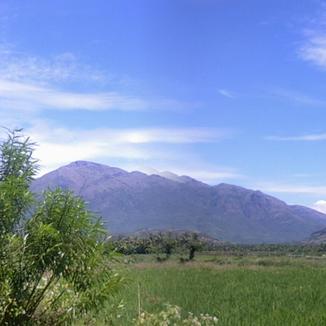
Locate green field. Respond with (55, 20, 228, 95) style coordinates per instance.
(102, 254, 326, 325)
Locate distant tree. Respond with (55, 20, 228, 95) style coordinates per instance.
(180, 232, 203, 261)
(0, 129, 122, 325)
(149, 232, 177, 261)
(160, 232, 176, 258)
(111, 235, 152, 255)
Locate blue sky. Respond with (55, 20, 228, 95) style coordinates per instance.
(1, 0, 326, 211)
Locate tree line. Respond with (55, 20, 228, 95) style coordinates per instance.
(109, 231, 206, 261)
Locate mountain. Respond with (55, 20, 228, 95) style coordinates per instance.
(31, 161, 326, 244)
(306, 228, 326, 244)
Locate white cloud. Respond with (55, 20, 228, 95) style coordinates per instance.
(34, 140, 151, 175)
(0, 46, 105, 84)
(0, 45, 192, 112)
(312, 200, 326, 213)
(267, 132, 326, 141)
(256, 182, 326, 196)
(0, 45, 237, 182)
(298, 6, 326, 70)
(0, 79, 185, 112)
(28, 123, 229, 145)
(171, 169, 242, 183)
(109, 128, 230, 144)
(22, 122, 231, 175)
(218, 89, 234, 98)
(270, 88, 326, 107)
(300, 33, 326, 68)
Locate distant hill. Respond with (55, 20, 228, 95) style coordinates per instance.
(31, 161, 326, 244)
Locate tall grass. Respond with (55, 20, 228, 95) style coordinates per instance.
(106, 257, 326, 325)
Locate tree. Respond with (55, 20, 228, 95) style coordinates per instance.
(180, 232, 202, 261)
(0, 129, 122, 325)
(149, 232, 176, 261)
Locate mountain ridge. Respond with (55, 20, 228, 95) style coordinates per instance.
(31, 161, 326, 244)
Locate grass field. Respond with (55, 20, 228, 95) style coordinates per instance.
(101, 254, 326, 325)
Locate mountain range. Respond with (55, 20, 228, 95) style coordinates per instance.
(31, 161, 326, 244)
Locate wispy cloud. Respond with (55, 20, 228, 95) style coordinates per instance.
(0, 79, 166, 112)
(299, 32, 326, 68)
(270, 88, 326, 107)
(0, 45, 192, 112)
(267, 132, 326, 141)
(28, 123, 230, 145)
(312, 200, 326, 213)
(20, 121, 232, 175)
(171, 169, 243, 183)
(255, 182, 326, 196)
(0, 46, 99, 82)
(0, 47, 105, 84)
(298, 6, 326, 69)
(218, 89, 235, 98)
(0, 44, 238, 182)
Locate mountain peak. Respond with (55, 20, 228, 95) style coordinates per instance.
(67, 160, 112, 169)
(63, 161, 127, 174)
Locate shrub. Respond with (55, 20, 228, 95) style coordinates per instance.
(0, 129, 122, 325)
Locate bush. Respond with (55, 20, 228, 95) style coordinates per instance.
(0, 129, 122, 325)
(134, 304, 218, 325)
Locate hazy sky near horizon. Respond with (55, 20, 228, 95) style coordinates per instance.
(1, 0, 326, 210)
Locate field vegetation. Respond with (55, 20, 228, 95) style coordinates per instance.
(103, 247, 326, 325)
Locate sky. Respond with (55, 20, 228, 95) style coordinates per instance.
(1, 0, 326, 211)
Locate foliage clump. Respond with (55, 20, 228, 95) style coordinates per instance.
(135, 304, 218, 325)
(112, 231, 204, 261)
(0, 130, 121, 325)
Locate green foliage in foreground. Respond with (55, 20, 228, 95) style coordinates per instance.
(105, 255, 326, 325)
(0, 130, 121, 325)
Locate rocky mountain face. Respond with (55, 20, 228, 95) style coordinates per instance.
(306, 228, 326, 244)
(31, 161, 326, 244)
